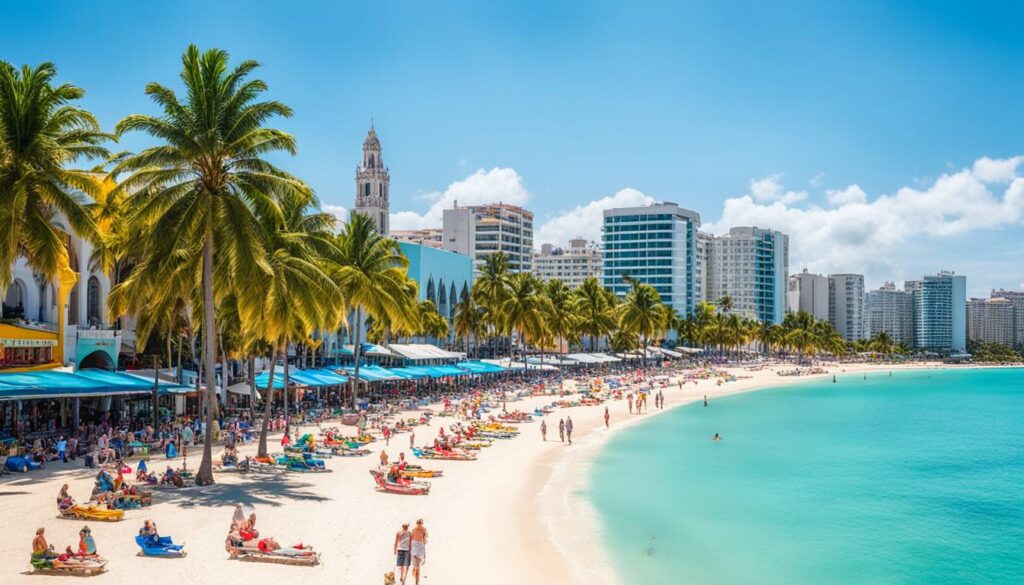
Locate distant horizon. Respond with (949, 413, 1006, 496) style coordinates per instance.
(4, 0, 1022, 296)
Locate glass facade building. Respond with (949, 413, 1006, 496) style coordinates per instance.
(914, 272, 967, 353)
(601, 203, 701, 318)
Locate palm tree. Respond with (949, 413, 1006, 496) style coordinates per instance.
(618, 277, 664, 361)
(246, 191, 342, 457)
(472, 252, 512, 356)
(335, 212, 416, 409)
(111, 45, 307, 485)
(501, 273, 550, 366)
(543, 279, 577, 354)
(573, 277, 616, 351)
(756, 321, 778, 355)
(0, 61, 109, 295)
(716, 295, 734, 314)
(453, 295, 485, 357)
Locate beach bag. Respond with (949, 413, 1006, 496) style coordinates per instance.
(384, 572, 396, 585)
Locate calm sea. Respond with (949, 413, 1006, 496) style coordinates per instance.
(589, 368, 1024, 584)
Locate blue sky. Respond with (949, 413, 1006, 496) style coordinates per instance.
(3, 0, 1023, 295)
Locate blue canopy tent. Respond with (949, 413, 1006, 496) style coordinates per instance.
(340, 365, 404, 382)
(426, 364, 467, 377)
(0, 369, 188, 400)
(456, 360, 507, 374)
(253, 371, 288, 390)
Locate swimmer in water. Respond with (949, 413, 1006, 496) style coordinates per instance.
(832, 375, 836, 383)
(713, 433, 721, 441)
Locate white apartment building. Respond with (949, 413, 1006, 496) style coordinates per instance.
(442, 202, 534, 273)
(865, 282, 914, 346)
(706, 227, 789, 324)
(391, 228, 443, 249)
(914, 271, 967, 353)
(990, 289, 1024, 347)
(532, 237, 602, 287)
(829, 273, 866, 342)
(787, 269, 829, 320)
(967, 297, 1016, 346)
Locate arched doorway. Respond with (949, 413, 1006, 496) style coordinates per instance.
(2, 279, 26, 319)
(79, 350, 116, 371)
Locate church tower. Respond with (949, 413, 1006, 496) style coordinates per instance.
(353, 126, 390, 235)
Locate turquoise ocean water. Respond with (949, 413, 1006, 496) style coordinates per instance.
(589, 368, 1024, 584)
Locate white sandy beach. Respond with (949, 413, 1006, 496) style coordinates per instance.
(1, 362, 970, 585)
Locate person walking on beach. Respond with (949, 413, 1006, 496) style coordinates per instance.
(565, 416, 574, 445)
(540, 420, 547, 441)
(394, 522, 412, 585)
(558, 419, 565, 442)
(411, 519, 428, 585)
(604, 406, 610, 429)
(628, 393, 634, 414)
(703, 395, 708, 407)
(409, 430, 415, 450)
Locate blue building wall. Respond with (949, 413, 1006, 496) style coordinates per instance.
(398, 242, 474, 323)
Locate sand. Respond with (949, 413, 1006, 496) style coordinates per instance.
(1, 361, 967, 584)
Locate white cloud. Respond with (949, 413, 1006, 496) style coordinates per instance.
(702, 156, 1024, 280)
(972, 156, 1024, 183)
(749, 174, 808, 204)
(809, 172, 825, 188)
(390, 167, 530, 231)
(535, 188, 655, 246)
(322, 203, 348, 224)
(825, 184, 867, 206)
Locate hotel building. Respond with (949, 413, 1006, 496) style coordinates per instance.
(787, 269, 829, 320)
(829, 273, 866, 342)
(602, 202, 701, 318)
(532, 237, 602, 287)
(967, 297, 1016, 347)
(990, 289, 1024, 347)
(865, 282, 914, 346)
(913, 271, 967, 353)
(705, 227, 789, 324)
(392, 228, 443, 249)
(442, 202, 534, 273)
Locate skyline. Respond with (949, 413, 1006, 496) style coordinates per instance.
(3, 0, 1023, 295)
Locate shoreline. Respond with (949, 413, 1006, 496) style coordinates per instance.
(524, 362, 1015, 585)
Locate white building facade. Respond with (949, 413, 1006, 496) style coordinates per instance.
(787, 269, 829, 320)
(532, 237, 602, 287)
(967, 297, 1015, 346)
(990, 289, 1024, 347)
(706, 227, 789, 324)
(353, 126, 390, 235)
(865, 282, 914, 346)
(914, 271, 967, 353)
(829, 273, 866, 342)
(442, 203, 534, 273)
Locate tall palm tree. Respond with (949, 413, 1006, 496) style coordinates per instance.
(472, 252, 512, 356)
(618, 277, 664, 359)
(543, 279, 577, 353)
(501, 273, 550, 366)
(716, 295, 734, 314)
(111, 45, 307, 485)
(335, 212, 416, 409)
(453, 295, 485, 357)
(573, 277, 616, 351)
(246, 191, 342, 457)
(0, 61, 109, 293)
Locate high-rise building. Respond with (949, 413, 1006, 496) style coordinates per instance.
(442, 202, 534, 273)
(967, 297, 1015, 346)
(602, 202, 701, 318)
(392, 228, 443, 249)
(532, 237, 602, 287)
(353, 126, 390, 235)
(866, 282, 914, 346)
(787, 269, 829, 320)
(706, 227, 789, 324)
(694, 231, 713, 305)
(829, 273, 866, 342)
(990, 289, 1024, 347)
(914, 271, 967, 353)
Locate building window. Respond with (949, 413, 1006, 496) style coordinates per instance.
(87, 276, 102, 326)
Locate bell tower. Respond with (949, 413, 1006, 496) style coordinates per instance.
(353, 126, 390, 235)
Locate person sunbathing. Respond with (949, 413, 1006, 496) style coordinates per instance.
(222, 445, 238, 466)
(78, 526, 98, 557)
(33, 527, 58, 561)
(57, 484, 75, 510)
(257, 537, 311, 557)
(139, 520, 160, 544)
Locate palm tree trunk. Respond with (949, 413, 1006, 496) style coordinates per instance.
(283, 342, 291, 436)
(257, 345, 278, 458)
(196, 229, 217, 486)
(247, 353, 257, 419)
(176, 335, 184, 384)
(351, 307, 363, 410)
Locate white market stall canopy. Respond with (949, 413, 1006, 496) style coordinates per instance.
(388, 343, 465, 361)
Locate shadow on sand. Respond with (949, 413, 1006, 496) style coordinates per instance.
(152, 474, 331, 509)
